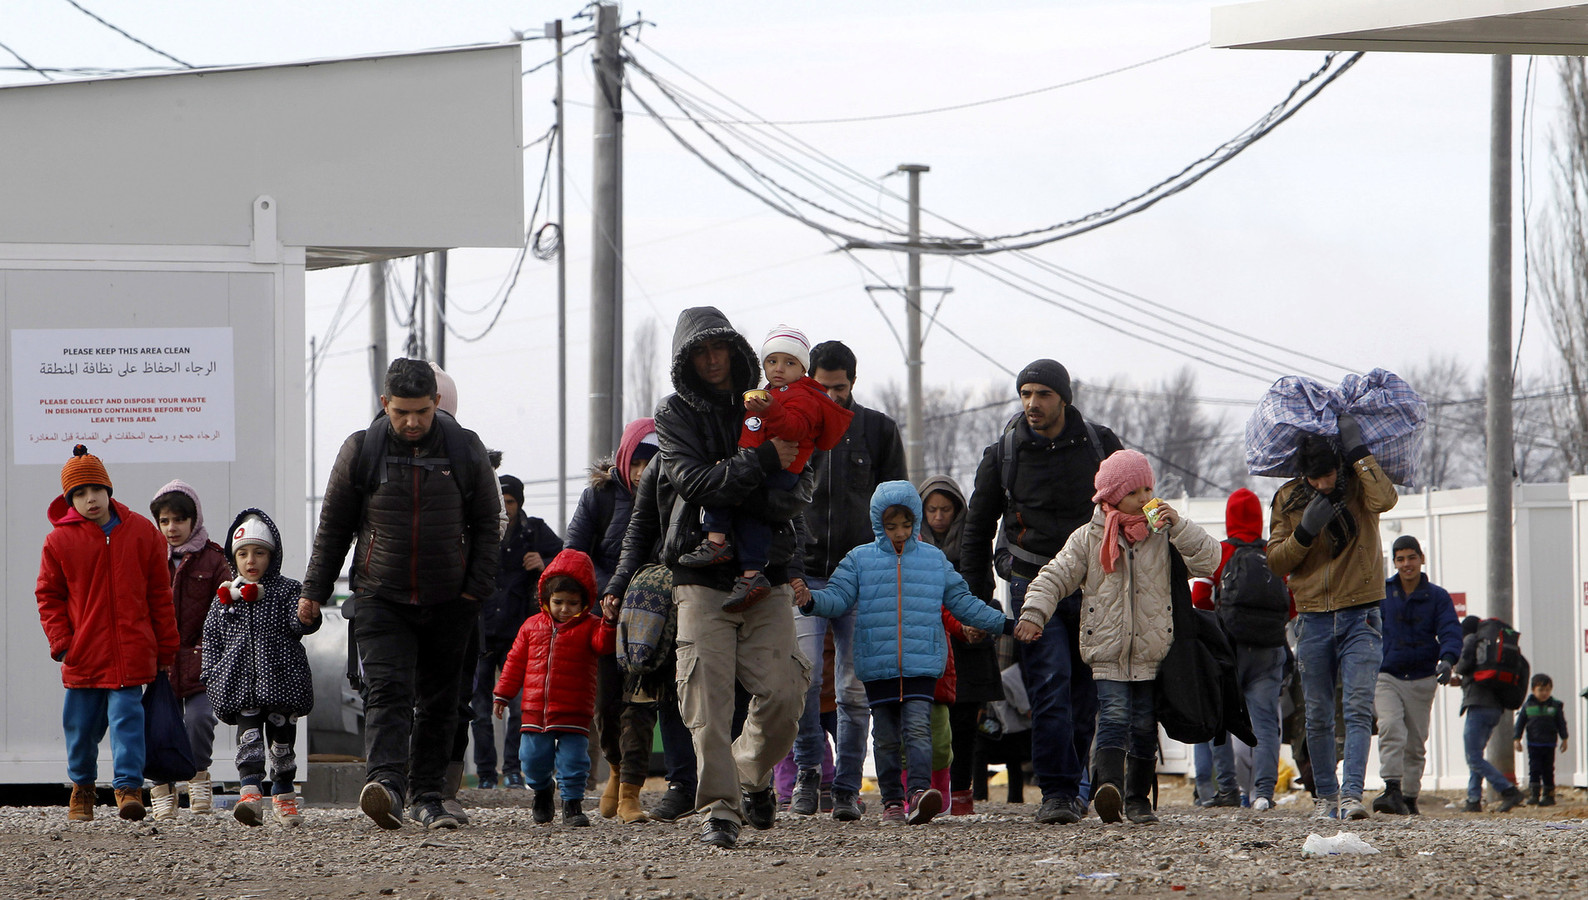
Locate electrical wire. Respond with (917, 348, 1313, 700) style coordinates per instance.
(60, 0, 195, 68)
(1514, 55, 1537, 385)
(523, 33, 597, 75)
(0, 39, 54, 80)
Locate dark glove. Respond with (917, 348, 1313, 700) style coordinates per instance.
(993, 548, 1014, 582)
(1336, 412, 1367, 459)
(1436, 659, 1454, 685)
(1294, 493, 1335, 547)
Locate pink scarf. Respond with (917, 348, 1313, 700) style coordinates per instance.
(1098, 502, 1150, 574)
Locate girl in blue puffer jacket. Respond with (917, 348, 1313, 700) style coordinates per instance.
(796, 480, 1013, 825)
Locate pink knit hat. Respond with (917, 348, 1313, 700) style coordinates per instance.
(1092, 449, 1154, 506)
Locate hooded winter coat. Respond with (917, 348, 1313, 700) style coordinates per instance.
(1021, 504, 1221, 682)
(919, 475, 1002, 705)
(653, 307, 815, 591)
(1380, 572, 1462, 681)
(739, 375, 854, 473)
(1268, 452, 1398, 613)
(805, 400, 906, 581)
(151, 479, 231, 698)
(37, 496, 179, 690)
(201, 509, 321, 724)
(494, 550, 617, 734)
(566, 419, 653, 586)
(804, 481, 1010, 686)
(1189, 488, 1268, 611)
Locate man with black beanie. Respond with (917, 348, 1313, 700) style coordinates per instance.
(959, 358, 1122, 824)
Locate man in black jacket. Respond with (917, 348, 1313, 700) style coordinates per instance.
(301, 358, 501, 832)
(959, 359, 1121, 825)
(653, 307, 814, 849)
(790, 340, 906, 820)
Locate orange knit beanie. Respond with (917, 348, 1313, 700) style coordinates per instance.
(61, 444, 112, 498)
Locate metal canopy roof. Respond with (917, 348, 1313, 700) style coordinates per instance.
(1212, 0, 1588, 54)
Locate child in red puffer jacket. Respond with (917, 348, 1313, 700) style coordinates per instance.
(494, 549, 616, 827)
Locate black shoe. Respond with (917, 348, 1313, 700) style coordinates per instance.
(647, 784, 696, 823)
(1210, 788, 1242, 808)
(562, 799, 590, 827)
(831, 789, 865, 822)
(1529, 783, 1541, 806)
(679, 537, 734, 568)
(1497, 787, 1526, 813)
(742, 786, 776, 830)
(819, 784, 834, 812)
(700, 817, 741, 848)
(502, 772, 525, 790)
(413, 795, 459, 831)
(1463, 798, 1483, 812)
(1091, 748, 1126, 823)
(477, 775, 498, 791)
(1540, 789, 1557, 807)
(722, 573, 772, 613)
(1404, 796, 1420, 816)
(790, 768, 821, 816)
(1125, 756, 1160, 825)
(1035, 796, 1080, 824)
(359, 781, 404, 830)
(1373, 780, 1409, 815)
(532, 788, 555, 825)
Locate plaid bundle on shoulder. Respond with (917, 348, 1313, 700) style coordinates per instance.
(1244, 368, 1426, 487)
(616, 563, 676, 679)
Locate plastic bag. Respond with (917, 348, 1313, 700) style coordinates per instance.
(1244, 369, 1427, 487)
(1301, 832, 1379, 857)
(142, 671, 198, 784)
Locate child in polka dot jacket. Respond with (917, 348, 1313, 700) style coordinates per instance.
(202, 507, 321, 827)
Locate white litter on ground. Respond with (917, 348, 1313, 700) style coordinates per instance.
(1302, 832, 1379, 857)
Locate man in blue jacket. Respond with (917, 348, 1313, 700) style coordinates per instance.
(1372, 535, 1462, 815)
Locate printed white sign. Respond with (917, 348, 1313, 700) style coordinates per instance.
(11, 328, 236, 464)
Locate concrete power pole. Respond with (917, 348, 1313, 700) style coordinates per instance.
(432, 251, 447, 370)
(370, 260, 387, 413)
(1485, 54, 1515, 785)
(900, 164, 929, 485)
(588, 1, 624, 462)
(549, 16, 569, 531)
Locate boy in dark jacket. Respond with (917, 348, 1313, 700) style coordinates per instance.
(148, 479, 231, 819)
(36, 445, 179, 822)
(204, 508, 321, 827)
(1513, 674, 1569, 806)
(494, 549, 616, 827)
(471, 474, 563, 790)
(1450, 616, 1527, 812)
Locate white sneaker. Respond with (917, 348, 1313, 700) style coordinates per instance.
(1313, 796, 1339, 819)
(1251, 797, 1273, 812)
(150, 783, 179, 821)
(1340, 797, 1370, 820)
(187, 771, 213, 814)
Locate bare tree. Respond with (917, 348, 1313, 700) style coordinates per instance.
(1074, 368, 1240, 497)
(1403, 356, 1486, 490)
(625, 318, 662, 421)
(875, 380, 1016, 485)
(1533, 57, 1588, 475)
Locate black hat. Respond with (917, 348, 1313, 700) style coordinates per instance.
(1391, 535, 1423, 557)
(1015, 359, 1072, 405)
(499, 474, 524, 506)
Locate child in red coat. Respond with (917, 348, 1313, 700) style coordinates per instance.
(680, 325, 853, 612)
(35, 445, 178, 822)
(494, 549, 616, 826)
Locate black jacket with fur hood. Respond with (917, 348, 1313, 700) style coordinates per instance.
(653, 307, 815, 591)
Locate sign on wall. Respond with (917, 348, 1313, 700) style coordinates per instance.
(11, 328, 236, 465)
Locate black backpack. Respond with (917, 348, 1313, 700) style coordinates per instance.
(1155, 546, 1256, 747)
(992, 411, 1107, 572)
(353, 409, 481, 505)
(1215, 540, 1290, 648)
(1472, 618, 1530, 710)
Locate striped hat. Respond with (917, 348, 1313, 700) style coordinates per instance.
(61, 444, 112, 498)
(762, 325, 811, 371)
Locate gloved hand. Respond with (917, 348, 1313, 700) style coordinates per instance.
(1436, 659, 1454, 685)
(1294, 493, 1335, 546)
(1336, 412, 1365, 456)
(216, 581, 234, 604)
(238, 582, 260, 603)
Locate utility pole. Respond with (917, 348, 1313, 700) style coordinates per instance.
(548, 17, 569, 530)
(308, 335, 317, 537)
(900, 164, 929, 485)
(588, 1, 624, 462)
(369, 260, 387, 413)
(432, 251, 447, 369)
(1485, 54, 1515, 787)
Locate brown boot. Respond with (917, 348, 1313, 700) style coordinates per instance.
(617, 782, 648, 824)
(68, 783, 95, 821)
(598, 769, 621, 818)
(114, 787, 145, 821)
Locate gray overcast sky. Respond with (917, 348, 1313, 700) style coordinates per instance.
(3, 1, 1555, 513)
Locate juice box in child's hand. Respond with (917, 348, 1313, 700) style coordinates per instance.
(1143, 498, 1164, 532)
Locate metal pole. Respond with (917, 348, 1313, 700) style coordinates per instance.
(433, 251, 447, 369)
(1484, 53, 1515, 786)
(370, 260, 387, 413)
(309, 335, 317, 536)
(900, 163, 929, 485)
(588, 1, 623, 463)
(550, 17, 569, 530)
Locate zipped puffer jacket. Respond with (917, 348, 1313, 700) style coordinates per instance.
(805, 481, 1008, 684)
(1022, 505, 1221, 682)
(36, 496, 179, 690)
(494, 550, 616, 734)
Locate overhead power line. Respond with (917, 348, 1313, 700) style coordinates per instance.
(0, 39, 54, 80)
(60, 0, 195, 68)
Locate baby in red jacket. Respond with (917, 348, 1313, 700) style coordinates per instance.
(493, 549, 615, 827)
(680, 325, 853, 613)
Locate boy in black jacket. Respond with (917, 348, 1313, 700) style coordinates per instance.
(1513, 674, 1570, 806)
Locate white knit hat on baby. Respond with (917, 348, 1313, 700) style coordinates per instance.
(231, 515, 275, 553)
(761, 325, 811, 371)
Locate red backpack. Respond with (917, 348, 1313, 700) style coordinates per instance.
(1471, 618, 1530, 710)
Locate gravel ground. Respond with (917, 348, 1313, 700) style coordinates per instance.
(3, 782, 1583, 900)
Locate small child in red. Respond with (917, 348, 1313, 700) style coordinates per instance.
(680, 325, 853, 612)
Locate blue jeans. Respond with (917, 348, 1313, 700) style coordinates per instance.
(520, 731, 592, 801)
(1093, 680, 1157, 758)
(1209, 645, 1288, 801)
(1197, 740, 1239, 798)
(1463, 706, 1515, 802)
(794, 577, 868, 794)
(871, 698, 932, 806)
(1297, 605, 1383, 800)
(63, 687, 145, 789)
(1010, 577, 1097, 801)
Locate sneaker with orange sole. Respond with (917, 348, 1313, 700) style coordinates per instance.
(234, 785, 265, 827)
(273, 791, 304, 826)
